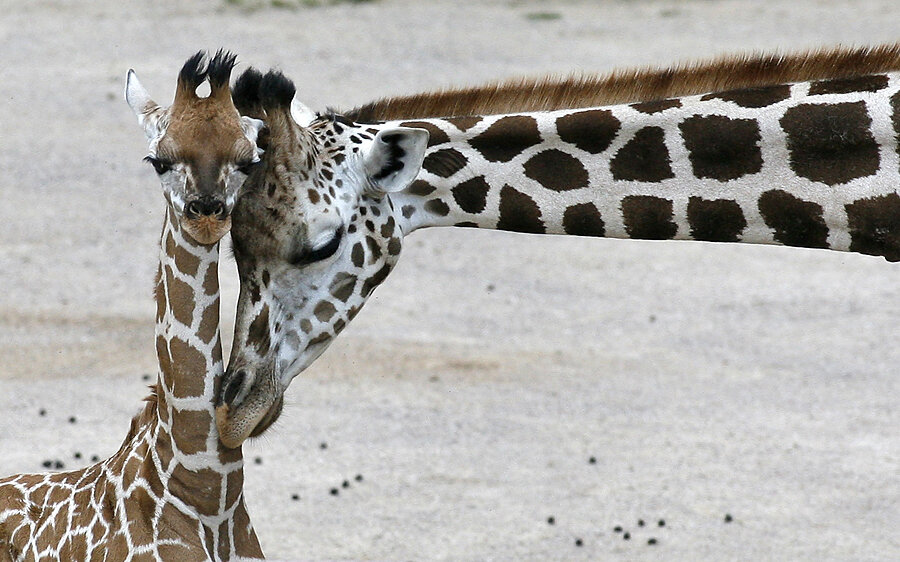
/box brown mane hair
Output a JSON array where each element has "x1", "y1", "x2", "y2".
[{"x1": 345, "y1": 44, "x2": 900, "y2": 122}]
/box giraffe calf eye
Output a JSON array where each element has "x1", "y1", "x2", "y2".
[{"x1": 143, "y1": 156, "x2": 173, "y2": 175}]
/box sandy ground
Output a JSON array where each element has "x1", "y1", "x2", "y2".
[{"x1": 1, "y1": 0, "x2": 899, "y2": 559}]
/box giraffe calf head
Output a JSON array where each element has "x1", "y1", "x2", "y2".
[
  {"x1": 214, "y1": 69, "x2": 429, "y2": 448},
  {"x1": 125, "y1": 50, "x2": 264, "y2": 244}
]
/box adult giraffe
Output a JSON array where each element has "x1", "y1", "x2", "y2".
[
  {"x1": 0, "y1": 51, "x2": 265, "y2": 561},
  {"x1": 214, "y1": 45, "x2": 900, "y2": 447}
]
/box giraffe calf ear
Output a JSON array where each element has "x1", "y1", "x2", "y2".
[
  {"x1": 125, "y1": 69, "x2": 165, "y2": 140},
  {"x1": 363, "y1": 128, "x2": 429, "y2": 194}
]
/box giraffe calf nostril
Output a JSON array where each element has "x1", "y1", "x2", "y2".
[{"x1": 222, "y1": 369, "x2": 247, "y2": 406}]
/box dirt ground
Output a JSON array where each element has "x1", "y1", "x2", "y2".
[{"x1": 1, "y1": 0, "x2": 898, "y2": 560}]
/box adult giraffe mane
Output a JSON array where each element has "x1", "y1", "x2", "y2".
[{"x1": 345, "y1": 43, "x2": 900, "y2": 121}]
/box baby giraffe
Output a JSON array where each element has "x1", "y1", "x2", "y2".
[{"x1": 0, "y1": 51, "x2": 264, "y2": 561}]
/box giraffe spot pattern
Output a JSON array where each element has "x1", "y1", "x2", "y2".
[
  {"x1": 469, "y1": 116, "x2": 542, "y2": 163},
  {"x1": 555, "y1": 109, "x2": 620, "y2": 154},
  {"x1": 314, "y1": 300, "x2": 337, "y2": 322},
  {"x1": 523, "y1": 149, "x2": 590, "y2": 191},
  {"x1": 167, "y1": 338, "x2": 207, "y2": 398},
  {"x1": 329, "y1": 272, "x2": 357, "y2": 302},
  {"x1": 351, "y1": 242, "x2": 364, "y2": 268},
  {"x1": 686, "y1": 197, "x2": 747, "y2": 242},
  {"x1": 425, "y1": 199, "x2": 450, "y2": 216},
  {"x1": 169, "y1": 465, "x2": 221, "y2": 517},
  {"x1": 452, "y1": 176, "x2": 491, "y2": 214},
  {"x1": 247, "y1": 304, "x2": 270, "y2": 356},
  {"x1": 562, "y1": 202, "x2": 605, "y2": 237},
  {"x1": 497, "y1": 185, "x2": 545, "y2": 234},
  {"x1": 422, "y1": 148, "x2": 469, "y2": 178},
  {"x1": 447, "y1": 116, "x2": 481, "y2": 132},
  {"x1": 361, "y1": 263, "x2": 392, "y2": 297},
  {"x1": 845, "y1": 193, "x2": 900, "y2": 261},
  {"x1": 170, "y1": 409, "x2": 213, "y2": 456},
  {"x1": 757, "y1": 189, "x2": 829, "y2": 248},
  {"x1": 780, "y1": 101, "x2": 879, "y2": 185},
  {"x1": 679, "y1": 115, "x2": 763, "y2": 181},
  {"x1": 891, "y1": 91, "x2": 900, "y2": 162},
  {"x1": 701, "y1": 84, "x2": 791, "y2": 108},
  {"x1": 808, "y1": 74, "x2": 889, "y2": 96},
  {"x1": 630, "y1": 98, "x2": 682, "y2": 114},
  {"x1": 400, "y1": 121, "x2": 451, "y2": 146},
  {"x1": 621, "y1": 195, "x2": 677, "y2": 239},
  {"x1": 610, "y1": 126, "x2": 674, "y2": 182},
  {"x1": 406, "y1": 180, "x2": 436, "y2": 196}
]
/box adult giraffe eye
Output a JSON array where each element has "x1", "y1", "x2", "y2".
[
  {"x1": 143, "y1": 156, "x2": 173, "y2": 175},
  {"x1": 306, "y1": 229, "x2": 343, "y2": 262}
]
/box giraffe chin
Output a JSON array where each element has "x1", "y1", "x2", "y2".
[
  {"x1": 182, "y1": 215, "x2": 232, "y2": 245},
  {"x1": 215, "y1": 394, "x2": 284, "y2": 449}
]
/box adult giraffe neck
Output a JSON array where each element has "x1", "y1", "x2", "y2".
[{"x1": 390, "y1": 72, "x2": 900, "y2": 261}]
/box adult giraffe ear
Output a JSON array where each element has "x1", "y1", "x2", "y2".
[
  {"x1": 363, "y1": 127, "x2": 429, "y2": 194},
  {"x1": 125, "y1": 69, "x2": 165, "y2": 140}
]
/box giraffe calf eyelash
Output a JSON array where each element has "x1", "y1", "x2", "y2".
[{"x1": 143, "y1": 155, "x2": 173, "y2": 175}]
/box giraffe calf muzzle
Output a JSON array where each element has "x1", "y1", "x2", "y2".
[{"x1": 182, "y1": 196, "x2": 232, "y2": 244}]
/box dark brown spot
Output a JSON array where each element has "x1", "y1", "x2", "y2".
[
  {"x1": 380, "y1": 216, "x2": 396, "y2": 238},
  {"x1": 247, "y1": 304, "x2": 270, "y2": 356},
  {"x1": 308, "y1": 332, "x2": 331, "y2": 346},
  {"x1": 845, "y1": 193, "x2": 900, "y2": 261},
  {"x1": 455, "y1": 221, "x2": 479, "y2": 228},
  {"x1": 170, "y1": 409, "x2": 212, "y2": 456},
  {"x1": 400, "y1": 121, "x2": 451, "y2": 146},
  {"x1": 402, "y1": 205, "x2": 416, "y2": 219},
  {"x1": 610, "y1": 127, "x2": 673, "y2": 182},
  {"x1": 621, "y1": 195, "x2": 677, "y2": 239},
  {"x1": 170, "y1": 465, "x2": 221, "y2": 517},
  {"x1": 407, "y1": 180, "x2": 436, "y2": 197},
  {"x1": 679, "y1": 115, "x2": 762, "y2": 181},
  {"x1": 329, "y1": 273, "x2": 357, "y2": 302},
  {"x1": 165, "y1": 268, "x2": 195, "y2": 329},
  {"x1": 758, "y1": 189, "x2": 829, "y2": 248},
  {"x1": 387, "y1": 237, "x2": 402, "y2": 255},
  {"x1": 351, "y1": 242, "x2": 364, "y2": 268},
  {"x1": 447, "y1": 116, "x2": 481, "y2": 131},
  {"x1": 307, "y1": 189, "x2": 320, "y2": 204},
  {"x1": 173, "y1": 245, "x2": 201, "y2": 278},
  {"x1": 701, "y1": 84, "x2": 791, "y2": 108},
  {"x1": 523, "y1": 149, "x2": 589, "y2": 191},
  {"x1": 562, "y1": 202, "x2": 605, "y2": 237},
  {"x1": 422, "y1": 148, "x2": 468, "y2": 178},
  {"x1": 809, "y1": 74, "x2": 889, "y2": 96},
  {"x1": 167, "y1": 337, "x2": 207, "y2": 397},
  {"x1": 452, "y1": 176, "x2": 491, "y2": 214},
  {"x1": 261, "y1": 270, "x2": 270, "y2": 287},
  {"x1": 314, "y1": 300, "x2": 337, "y2": 322},
  {"x1": 780, "y1": 101, "x2": 879, "y2": 185},
  {"x1": 555, "y1": 109, "x2": 620, "y2": 154},
  {"x1": 469, "y1": 116, "x2": 542, "y2": 163},
  {"x1": 497, "y1": 185, "x2": 545, "y2": 234},
  {"x1": 425, "y1": 199, "x2": 450, "y2": 216},
  {"x1": 361, "y1": 263, "x2": 392, "y2": 298},
  {"x1": 630, "y1": 98, "x2": 682, "y2": 114},
  {"x1": 300, "y1": 319, "x2": 313, "y2": 334},
  {"x1": 686, "y1": 197, "x2": 747, "y2": 242},
  {"x1": 366, "y1": 235, "x2": 382, "y2": 263}
]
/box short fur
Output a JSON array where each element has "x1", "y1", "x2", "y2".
[{"x1": 345, "y1": 43, "x2": 900, "y2": 121}]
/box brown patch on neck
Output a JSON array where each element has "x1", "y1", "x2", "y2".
[{"x1": 346, "y1": 44, "x2": 900, "y2": 121}]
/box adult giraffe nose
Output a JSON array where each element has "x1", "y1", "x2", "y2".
[
  {"x1": 184, "y1": 196, "x2": 227, "y2": 219},
  {"x1": 218, "y1": 368, "x2": 248, "y2": 408}
]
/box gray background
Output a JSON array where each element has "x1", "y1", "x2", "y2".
[{"x1": 0, "y1": 1, "x2": 898, "y2": 559}]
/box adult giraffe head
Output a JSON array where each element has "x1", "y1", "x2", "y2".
[
  {"x1": 214, "y1": 69, "x2": 428, "y2": 447},
  {"x1": 126, "y1": 49, "x2": 264, "y2": 244}
]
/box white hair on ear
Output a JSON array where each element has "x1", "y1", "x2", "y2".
[{"x1": 290, "y1": 96, "x2": 316, "y2": 127}]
